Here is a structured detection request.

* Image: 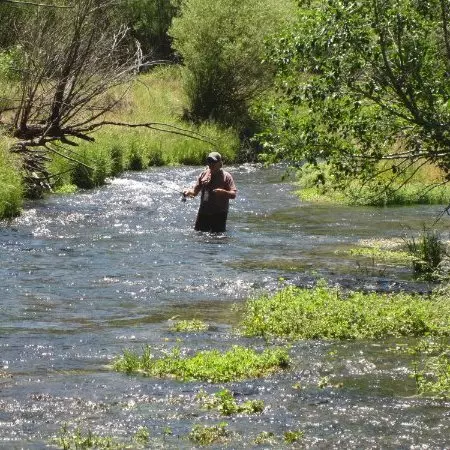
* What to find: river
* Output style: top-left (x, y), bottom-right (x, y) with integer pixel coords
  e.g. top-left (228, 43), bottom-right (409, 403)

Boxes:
top-left (1, 164), bottom-right (449, 448)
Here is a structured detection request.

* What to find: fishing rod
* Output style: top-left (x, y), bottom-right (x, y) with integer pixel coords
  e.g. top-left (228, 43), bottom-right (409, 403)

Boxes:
top-left (150, 180), bottom-right (188, 202)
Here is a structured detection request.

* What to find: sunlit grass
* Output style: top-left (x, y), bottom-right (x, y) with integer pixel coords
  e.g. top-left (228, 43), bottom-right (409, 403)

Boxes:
top-left (297, 161), bottom-right (450, 206)
top-left (47, 66), bottom-right (240, 191)
top-left (0, 139), bottom-right (23, 218)
top-left (170, 319), bottom-right (209, 332)
top-left (113, 345), bottom-right (289, 382)
top-left (238, 281), bottom-right (450, 340)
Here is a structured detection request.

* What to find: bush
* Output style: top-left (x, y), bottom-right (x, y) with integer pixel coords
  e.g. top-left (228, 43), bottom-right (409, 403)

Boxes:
top-left (169, 0), bottom-right (296, 130)
top-left (403, 227), bottom-right (447, 280)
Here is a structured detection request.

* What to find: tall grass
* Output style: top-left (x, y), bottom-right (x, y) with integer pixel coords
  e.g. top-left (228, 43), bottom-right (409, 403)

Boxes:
top-left (48, 66), bottom-right (240, 192)
top-left (0, 139), bottom-right (22, 218)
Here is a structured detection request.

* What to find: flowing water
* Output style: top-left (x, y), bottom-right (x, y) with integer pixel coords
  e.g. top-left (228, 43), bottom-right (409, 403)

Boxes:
top-left (1, 164), bottom-right (449, 449)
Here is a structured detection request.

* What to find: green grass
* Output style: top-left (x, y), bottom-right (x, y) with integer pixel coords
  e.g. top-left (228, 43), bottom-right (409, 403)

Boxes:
top-left (238, 281), bottom-right (450, 340)
top-left (0, 140), bottom-right (23, 218)
top-left (297, 162), bottom-right (450, 206)
top-left (170, 318), bottom-right (209, 332)
top-left (113, 345), bottom-right (289, 382)
top-left (47, 66), bottom-right (240, 192)
top-left (197, 388), bottom-right (264, 416)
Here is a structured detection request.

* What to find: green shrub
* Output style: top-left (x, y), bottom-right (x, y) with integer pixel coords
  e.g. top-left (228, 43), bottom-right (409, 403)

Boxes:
top-left (239, 282), bottom-right (450, 340)
top-left (169, 0), bottom-right (296, 129)
top-left (403, 227), bottom-right (447, 280)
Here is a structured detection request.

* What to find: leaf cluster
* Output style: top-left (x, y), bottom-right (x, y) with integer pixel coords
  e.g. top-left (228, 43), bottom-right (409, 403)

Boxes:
top-left (260, 0), bottom-right (450, 186)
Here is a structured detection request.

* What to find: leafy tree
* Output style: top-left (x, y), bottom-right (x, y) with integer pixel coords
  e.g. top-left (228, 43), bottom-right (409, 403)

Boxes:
top-left (261, 0), bottom-right (450, 188)
top-left (0, 0), bottom-right (205, 198)
top-left (118, 0), bottom-right (181, 61)
top-left (169, 0), bottom-right (296, 132)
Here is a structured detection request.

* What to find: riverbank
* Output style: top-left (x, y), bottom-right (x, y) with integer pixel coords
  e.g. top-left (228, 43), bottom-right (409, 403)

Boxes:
top-left (0, 66), bottom-right (241, 220)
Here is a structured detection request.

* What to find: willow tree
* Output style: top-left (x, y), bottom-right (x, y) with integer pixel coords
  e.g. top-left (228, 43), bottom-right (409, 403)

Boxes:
top-left (262, 0), bottom-right (450, 193)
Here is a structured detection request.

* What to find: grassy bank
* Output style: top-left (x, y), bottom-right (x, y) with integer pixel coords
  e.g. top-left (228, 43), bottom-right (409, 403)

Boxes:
top-left (49, 65), bottom-right (240, 194)
top-left (297, 162), bottom-right (450, 206)
top-left (0, 137), bottom-right (23, 218)
top-left (0, 66), bottom-right (240, 216)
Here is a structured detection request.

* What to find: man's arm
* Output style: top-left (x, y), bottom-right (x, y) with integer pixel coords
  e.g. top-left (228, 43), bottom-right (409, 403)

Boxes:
top-left (212, 188), bottom-right (236, 199)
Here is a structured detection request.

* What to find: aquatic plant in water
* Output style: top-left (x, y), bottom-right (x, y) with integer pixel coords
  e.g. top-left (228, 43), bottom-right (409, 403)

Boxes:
top-left (239, 282), bottom-right (450, 340)
top-left (188, 422), bottom-right (229, 445)
top-left (409, 338), bottom-right (450, 399)
top-left (196, 388), bottom-right (265, 415)
top-left (170, 318), bottom-right (209, 332)
top-left (53, 424), bottom-right (150, 449)
top-left (403, 227), bottom-right (448, 281)
top-left (113, 345), bottom-right (289, 382)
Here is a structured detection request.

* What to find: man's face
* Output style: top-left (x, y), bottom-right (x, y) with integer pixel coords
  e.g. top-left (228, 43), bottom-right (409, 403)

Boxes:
top-left (208, 161), bottom-right (221, 172)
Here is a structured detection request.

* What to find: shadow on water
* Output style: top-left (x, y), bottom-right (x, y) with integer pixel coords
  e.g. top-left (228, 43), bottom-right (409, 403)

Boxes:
top-left (0, 164), bottom-right (449, 448)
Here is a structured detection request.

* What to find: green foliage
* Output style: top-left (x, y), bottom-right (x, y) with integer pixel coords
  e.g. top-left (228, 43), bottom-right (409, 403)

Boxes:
top-left (284, 430), bottom-right (304, 444)
top-left (113, 345), bottom-right (290, 382)
top-left (259, 0), bottom-right (450, 192)
top-left (52, 423), bottom-right (150, 449)
top-left (409, 338), bottom-right (450, 399)
top-left (118, 0), bottom-right (180, 59)
top-left (169, 0), bottom-right (296, 130)
top-left (170, 319), bottom-right (209, 332)
top-left (197, 389), bottom-right (264, 416)
top-left (296, 162), bottom-right (450, 206)
top-left (403, 227), bottom-right (448, 280)
top-left (239, 282), bottom-right (450, 340)
top-left (0, 144), bottom-right (22, 218)
top-left (188, 422), bottom-right (229, 446)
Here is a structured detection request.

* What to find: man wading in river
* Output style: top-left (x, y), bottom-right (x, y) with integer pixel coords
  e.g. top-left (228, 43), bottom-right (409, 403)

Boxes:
top-left (183, 152), bottom-right (237, 232)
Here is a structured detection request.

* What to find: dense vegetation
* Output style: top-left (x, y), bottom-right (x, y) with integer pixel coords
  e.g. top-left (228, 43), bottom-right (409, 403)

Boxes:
top-left (1, 0), bottom-right (450, 216)
top-left (258, 0), bottom-right (450, 203)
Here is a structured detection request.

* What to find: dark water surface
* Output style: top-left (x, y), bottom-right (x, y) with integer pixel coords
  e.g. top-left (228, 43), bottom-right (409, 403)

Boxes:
top-left (1, 165), bottom-right (449, 449)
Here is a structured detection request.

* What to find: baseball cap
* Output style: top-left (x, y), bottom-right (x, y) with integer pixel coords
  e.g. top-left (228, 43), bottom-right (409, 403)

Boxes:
top-left (206, 151), bottom-right (222, 164)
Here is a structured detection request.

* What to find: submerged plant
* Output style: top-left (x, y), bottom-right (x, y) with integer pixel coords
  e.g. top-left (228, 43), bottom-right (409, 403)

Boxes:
top-left (410, 338), bottom-right (450, 399)
top-left (239, 282), bottom-right (450, 340)
top-left (113, 345), bottom-right (289, 382)
top-left (53, 424), bottom-right (151, 449)
top-left (197, 388), bottom-right (264, 416)
top-left (170, 319), bottom-right (209, 332)
top-left (284, 430), bottom-right (304, 444)
top-left (188, 422), bottom-right (229, 446)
